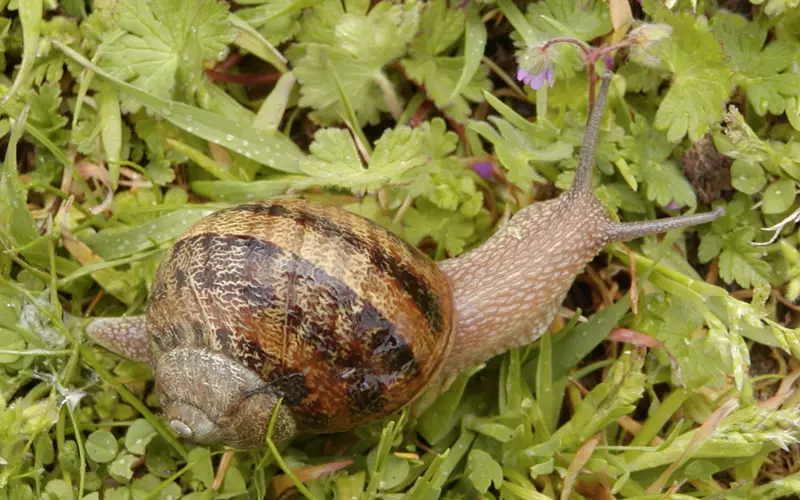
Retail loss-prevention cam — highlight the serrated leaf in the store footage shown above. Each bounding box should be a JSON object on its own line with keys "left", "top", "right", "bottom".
{"left": 399, "top": 0, "right": 491, "bottom": 121}
{"left": 711, "top": 12, "right": 800, "bottom": 118}
{"left": 468, "top": 112, "right": 573, "bottom": 192}
{"left": 642, "top": 7, "right": 732, "bottom": 142}
{"left": 289, "top": 0, "right": 420, "bottom": 124}
{"left": 298, "top": 126, "right": 426, "bottom": 191}
{"left": 466, "top": 449, "right": 503, "bottom": 493}
{"left": 98, "top": 0, "right": 238, "bottom": 112}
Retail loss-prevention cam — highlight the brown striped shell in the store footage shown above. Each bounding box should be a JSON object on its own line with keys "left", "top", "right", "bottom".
{"left": 145, "top": 199, "right": 455, "bottom": 433}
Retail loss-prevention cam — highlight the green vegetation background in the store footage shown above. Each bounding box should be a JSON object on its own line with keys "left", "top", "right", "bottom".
{"left": 1, "top": 0, "right": 800, "bottom": 498}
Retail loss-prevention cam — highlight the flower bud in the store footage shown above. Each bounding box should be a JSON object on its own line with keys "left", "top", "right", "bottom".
{"left": 518, "top": 44, "right": 549, "bottom": 76}
{"left": 516, "top": 44, "right": 555, "bottom": 90}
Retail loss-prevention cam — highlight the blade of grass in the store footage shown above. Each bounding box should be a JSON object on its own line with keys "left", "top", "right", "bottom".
{"left": 365, "top": 413, "right": 407, "bottom": 497}
{"left": 72, "top": 30, "right": 124, "bottom": 128}
{"left": 624, "top": 388, "right": 691, "bottom": 460}
{"left": 496, "top": 0, "right": 537, "bottom": 46}
{"left": 549, "top": 295, "right": 631, "bottom": 381}
{"left": 448, "top": 5, "right": 487, "bottom": 104}
{"left": 560, "top": 434, "right": 600, "bottom": 500}
{"left": 191, "top": 178, "right": 303, "bottom": 202}
{"left": 97, "top": 84, "right": 123, "bottom": 189}
{"left": 64, "top": 403, "right": 87, "bottom": 499}
{"left": 3, "top": 0, "right": 41, "bottom": 103}
{"left": 536, "top": 331, "right": 557, "bottom": 434}
{"left": 229, "top": 13, "right": 288, "bottom": 73}
{"left": 79, "top": 207, "right": 214, "bottom": 260}
{"left": 53, "top": 40, "right": 305, "bottom": 174}
{"left": 265, "top": 399, "right": 317, "bottom": 500}
{"left": 645, "top": 399, "right": 739, "bottom": 493}
{"left": 166, "top": 138, "right": 243, "bottom": 181}
{"left": 254, "top": 71, "right": 297, "bottom": 133}
{"left": 430, "top": 429, "right": 475, "bottom": 490}
{"left": 325, "top": 52, "right": 372, "bottom": 157}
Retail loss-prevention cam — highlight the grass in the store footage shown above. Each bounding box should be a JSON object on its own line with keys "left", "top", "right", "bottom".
{"left": 2, "top": 0, "right": 800, "bottom": 499}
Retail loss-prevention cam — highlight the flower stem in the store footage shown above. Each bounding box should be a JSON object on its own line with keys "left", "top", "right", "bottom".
{"left": 542, "top": 37, "right": 591, "bottom": 56}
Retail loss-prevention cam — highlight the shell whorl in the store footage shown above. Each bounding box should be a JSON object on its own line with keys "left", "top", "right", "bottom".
{"left": 146, "top": 199, "right": 454, "bottom": 433}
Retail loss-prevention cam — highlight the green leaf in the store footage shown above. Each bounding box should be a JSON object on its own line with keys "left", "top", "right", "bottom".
{"left": 697, "top": 195, "right": 772, "bottom": 288}
{"left": 465, "top": 449, "right": 503, "bottom": 493}
{"left": 401, "top": 199, "right": 481, "bottom": 256}
{"left": 108, "top": 453, "right": 139, "bottom": 484}
{"left": 228, "top": 12, "right": 289, "bottom": 73}
{"left": 750, "top": 0, "right": 800, "bottom": 16}
{"left": 519, "top": 0, "right": 611, "bottom": 79}
{"left": 0, "top": 329, "right": 25, "bottom": 364}
{"left": 188, "top": 447, "right": 215, "bottom": 489}
{"left": 401, "top": 0, "right": 491, "bottom": 122}
{"left": 86, "top": 430, "right": 118, "bottom": 463}
{"left": 417, "top": 364, "right": 484, "bottom": 445}
{"left": 5, "top": 0, "right": 42, "bottom": 102}
{"left": 730, "top": 159, "right": 766, "bottom": 194}
{"left": 449, "top": 6, "right": 486, "bottom": 105}
{"left": 469, "top": 96, "right": 573, "bottom": 191}
{"left": 55, "top": 41, "right": 306, "bottom": 174}
{"left": 298, "top": 126, "right": 426, "bottom": 191}
{"left": 722, "top": 106, "right": 800, "bottom": 180}
{"left": 289, "top": 0, "right": 420, "bottom": 124}
{"left": 366, "top": 450, "right": 410, "bottom": 490}
{"left": 549, "top": 296, "right": 631, "bottom": 381}
{"left": 35, "top": 432, "right": 55, "bottom": 466}
{"left": 551, "top": 348, "right": 646, "bottom": 448}
{"left": 711, "top": 12, "right": 800, "bottom": 118}
{"left": 97, "top": 0, "right": 238, "bottom": 111}
{"left": 124, "top": 419, "right": 157, "bottom": 455}
{"left": 98, "top": 84, "right": 123, "bottom": 188}
{"left": 641, "top": 5, "right": 733, "bottom": 142}
{"left": 103, "top": 487, "right": 131, "bottom": 500}
{"left": 44, "top": 479, "right": 74, "bottom": 500}
{"left": 80, "top": 207, "right": 212, "bottom": 261}
{"left": 761, "top": 179, "right": 796, "bottom": 214}
{"left": 236, "top": 0, "right": 315, "bottom": 46}
{"left": 621, "top": 117, "right": 696, "bottom": 208}
{"left": 190, "top": 177, "right": 301, "bottom": 202}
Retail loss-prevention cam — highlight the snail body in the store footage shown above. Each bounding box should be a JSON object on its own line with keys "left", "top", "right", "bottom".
{"left": 87, "top": 76, "right": 724, "bottom": 448}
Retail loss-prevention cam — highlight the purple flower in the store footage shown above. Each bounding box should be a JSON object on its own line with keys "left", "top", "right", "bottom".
{"left": 603, "top": 54, "right": 616, "bottom": 71}
{"left": 665, "top": 200, "right": 681, "bottom": 210}
{"left": 516, "top": 64, "right": 555, "bottom": 90}
{"left": 473, "top": 161, "right": 494, "bottom": 179}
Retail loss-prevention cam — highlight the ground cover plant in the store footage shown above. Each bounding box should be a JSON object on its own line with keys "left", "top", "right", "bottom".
{"left": 1, "top": 0, "right": 800, "bottom": 498}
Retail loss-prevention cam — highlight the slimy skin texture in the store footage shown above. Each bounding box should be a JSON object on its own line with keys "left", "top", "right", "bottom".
{"left": 86, "top": 75, "right": 724, "bottom": 449}
{"left": 438, "top": 190, "right": 611, "bottom": 376}
{"left": 86, "top": 316, "right": 151, "bottom": 364}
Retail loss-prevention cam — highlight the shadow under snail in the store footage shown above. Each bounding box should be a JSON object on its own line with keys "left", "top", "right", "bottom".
{"left": 86, "top": 74, "right": 724, "bottom": 449}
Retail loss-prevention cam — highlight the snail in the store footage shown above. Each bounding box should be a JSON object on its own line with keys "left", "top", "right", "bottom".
{"left": 86, "top": 75, "right": 724, "bottom": 449}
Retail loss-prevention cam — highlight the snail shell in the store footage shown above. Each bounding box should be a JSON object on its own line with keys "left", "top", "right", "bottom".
{"left": 146, "top": 199, "right": 455, "bottom": 440}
